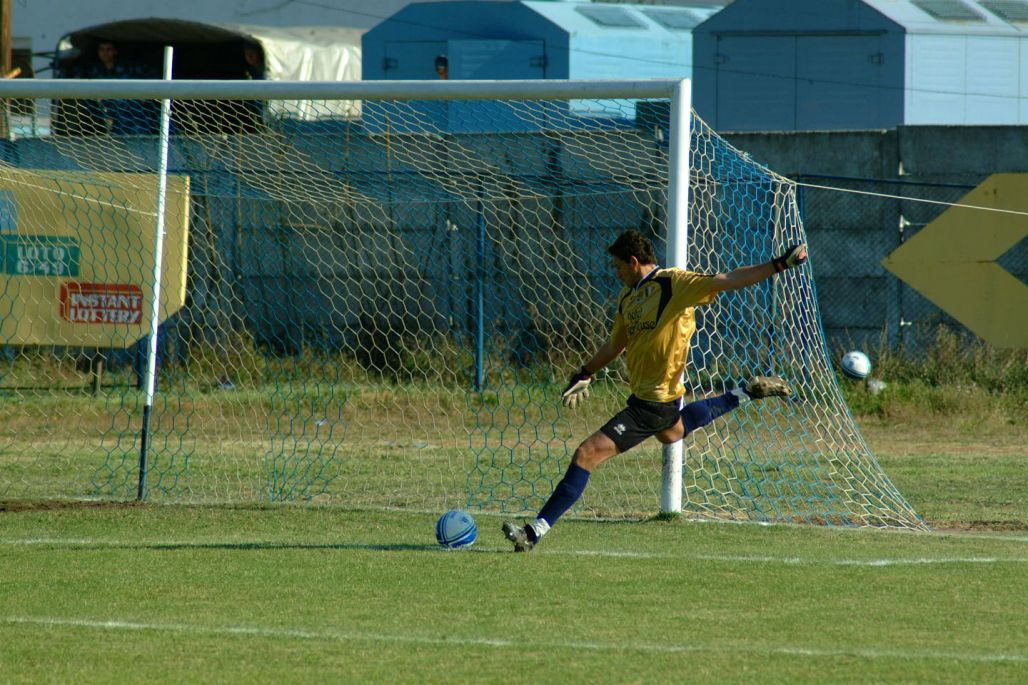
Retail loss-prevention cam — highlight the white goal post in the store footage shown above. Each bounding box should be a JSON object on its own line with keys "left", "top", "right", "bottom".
{"left": 0, "top": 76, "right": 925, "bottom": 530}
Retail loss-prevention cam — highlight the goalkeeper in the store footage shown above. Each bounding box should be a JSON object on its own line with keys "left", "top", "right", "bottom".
{"left": 503, "top": 229, "right": 807, "bottom": 552}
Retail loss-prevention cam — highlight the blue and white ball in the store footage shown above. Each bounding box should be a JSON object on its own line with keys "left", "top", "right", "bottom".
{"left": 435, "top": 510, "right": 477, "bottom": 549}
{"left": 841, "top": 350, "right": 872, "bottom": 380}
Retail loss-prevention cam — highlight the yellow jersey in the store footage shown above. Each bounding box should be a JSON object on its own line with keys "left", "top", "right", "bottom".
{"left": 610, "top": 267, "right": 718, "bottom": 403}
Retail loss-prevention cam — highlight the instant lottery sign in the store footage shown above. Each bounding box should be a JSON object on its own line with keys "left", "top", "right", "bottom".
{"left": 60, "top": 283, "right": 144, "bottom": 325}
{"left": 0, "top": 170, "right": 189, "bottom": 347}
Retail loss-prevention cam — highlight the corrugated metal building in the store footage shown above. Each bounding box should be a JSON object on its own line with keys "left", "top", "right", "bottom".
{"left": 694, "top": 0, "right": 1028, "bottom": 131}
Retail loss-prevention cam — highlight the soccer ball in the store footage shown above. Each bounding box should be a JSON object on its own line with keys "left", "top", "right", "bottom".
{"left": 840, "top": 350, "right": 872, "bottom": 380}
{"left": 435, "top": 510, "right": 477, "bottom": 549}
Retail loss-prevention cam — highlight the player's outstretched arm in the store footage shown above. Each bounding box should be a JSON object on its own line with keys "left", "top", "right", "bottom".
{"left": 561, "top": 338, "right": 624, "bottom": 408}
{"left": 709, "top": 244, "right": 807, "bottom": 293}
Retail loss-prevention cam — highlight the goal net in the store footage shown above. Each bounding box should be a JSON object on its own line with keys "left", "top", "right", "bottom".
{"left": 0, "top": 79, "right": 925, "bottom": 529}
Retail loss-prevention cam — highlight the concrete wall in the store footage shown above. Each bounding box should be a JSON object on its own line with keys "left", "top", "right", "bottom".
{"left": 2, "top": 121, "right": 1021, "bottom": 359}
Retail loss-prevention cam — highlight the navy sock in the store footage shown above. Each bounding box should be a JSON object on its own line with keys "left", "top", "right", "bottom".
{"left": 681, "top": 392, "right": 740, "bottom": 435}
{"left": 535, "top": 462, "right": 591, "bottom": 534}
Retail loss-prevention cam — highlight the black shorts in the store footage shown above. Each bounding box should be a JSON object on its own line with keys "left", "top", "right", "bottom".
{"left": 599, "top": 395, "right": 683, "bottom": 453}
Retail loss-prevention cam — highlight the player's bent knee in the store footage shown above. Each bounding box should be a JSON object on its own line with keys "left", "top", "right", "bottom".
{"left": 572, "top": 435, "right": 617, "bottom": 472}
{"left": 572, "top": 450, "right": 602, "bottom": 472}
{"left": 571, "top": 445, "right": 593, "bottom": 470}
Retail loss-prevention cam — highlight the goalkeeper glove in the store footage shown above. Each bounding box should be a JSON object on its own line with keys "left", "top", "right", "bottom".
{"left": 561, "top": 367, "right": 593, "bottom": 409}
{"left": 772, "top": 244, "right": 808, "bottom": 273}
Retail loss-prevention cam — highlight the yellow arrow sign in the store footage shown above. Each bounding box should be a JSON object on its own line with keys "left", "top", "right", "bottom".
{"left": 881, "top": 173, "right": 1027, "bottom": 349}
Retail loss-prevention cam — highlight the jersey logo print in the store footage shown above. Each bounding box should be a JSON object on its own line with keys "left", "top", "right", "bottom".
{"left": 624, "top": 276, "right": 674, "bottom": 336}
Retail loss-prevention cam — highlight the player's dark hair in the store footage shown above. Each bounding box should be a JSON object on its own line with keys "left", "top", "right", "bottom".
{"left": 607, "top": 230, "right": 657, "bottom": 265}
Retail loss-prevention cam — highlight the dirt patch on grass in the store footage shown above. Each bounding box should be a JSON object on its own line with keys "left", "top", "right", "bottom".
{"left": 931, "top": 520, "right": 1028, "bottom": 533}
{"left": 0, "top": 500, "right": 144, "bottom": 514}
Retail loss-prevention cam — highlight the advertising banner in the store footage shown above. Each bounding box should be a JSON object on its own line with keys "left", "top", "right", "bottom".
{"left": 0, "top": 171, "right": 190, "bottom": 347}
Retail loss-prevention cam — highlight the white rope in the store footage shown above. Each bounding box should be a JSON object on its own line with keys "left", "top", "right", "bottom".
{"left": 0, "top": 170, "right": 157, "bottom": 217}
{"left": 795, "top": 180, "right": 1028, "bottom": 217}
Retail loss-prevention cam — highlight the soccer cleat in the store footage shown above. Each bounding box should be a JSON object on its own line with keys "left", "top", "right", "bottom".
{"left": 502, "top": 520, "right": 535, "bottom": 552}
{"left": 743, "top": 375, "right": 792, "bottom": 400}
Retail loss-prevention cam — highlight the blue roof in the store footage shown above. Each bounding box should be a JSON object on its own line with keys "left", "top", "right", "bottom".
{"left": 697, "top": 0, "right": 1026, "bottom": 35}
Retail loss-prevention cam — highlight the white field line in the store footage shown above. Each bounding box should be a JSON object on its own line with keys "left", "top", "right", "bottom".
{"left": 1, "top": 615, "right": 1024, "bottom": 665}
{"left": 680, "top": 518, "right": 1028, "bottom": 545}
{"left": 565, "top": 550, "right": 1028, "bottom": 566}
{"left": 1, "top": 537, "right": 1027, "bottom": 566}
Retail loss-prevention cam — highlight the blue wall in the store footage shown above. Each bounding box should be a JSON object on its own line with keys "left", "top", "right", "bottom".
{"left": 361, "top": 1, "right": 702, "bottom": 133}
{"left": 363, "top": 1, "right": 705, "bottom": 81}
{"left": 363, "top": 2, "right": 563, "bottom": 80}
{"left": 693, "top": 0, "right": 906, "bottom": 131}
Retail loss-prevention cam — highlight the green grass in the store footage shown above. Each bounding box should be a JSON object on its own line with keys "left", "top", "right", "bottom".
{"left": 861, "top": 419, "right": 1027, "bottom": 531}
{"left": 837, "top": 329, "right": 1027, "bottom": 425}
{"left": 1, "top": 500, "right": 1026, "bottom": 684}
{"left": 1, "top": 335, "right": 1025, "bottom": 682}
{"left": 880, "top": 450, "right": 1026, "bottom": 529}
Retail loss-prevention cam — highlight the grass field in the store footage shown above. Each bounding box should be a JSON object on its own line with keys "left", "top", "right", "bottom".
{"left": 1, "top": 412, "right": 1026, "bottom": 684}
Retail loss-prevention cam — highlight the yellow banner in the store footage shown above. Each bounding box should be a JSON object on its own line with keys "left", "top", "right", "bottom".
{"left": 0, "top": 170, "right": 190, "bottom": 348}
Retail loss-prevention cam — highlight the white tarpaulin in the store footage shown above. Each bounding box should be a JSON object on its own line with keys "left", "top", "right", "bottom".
{"left": 231, "top": 24, "right": 363, "bottom": 119}
{"left": 58, "top": 18, "right": 364, "bottom": 120}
